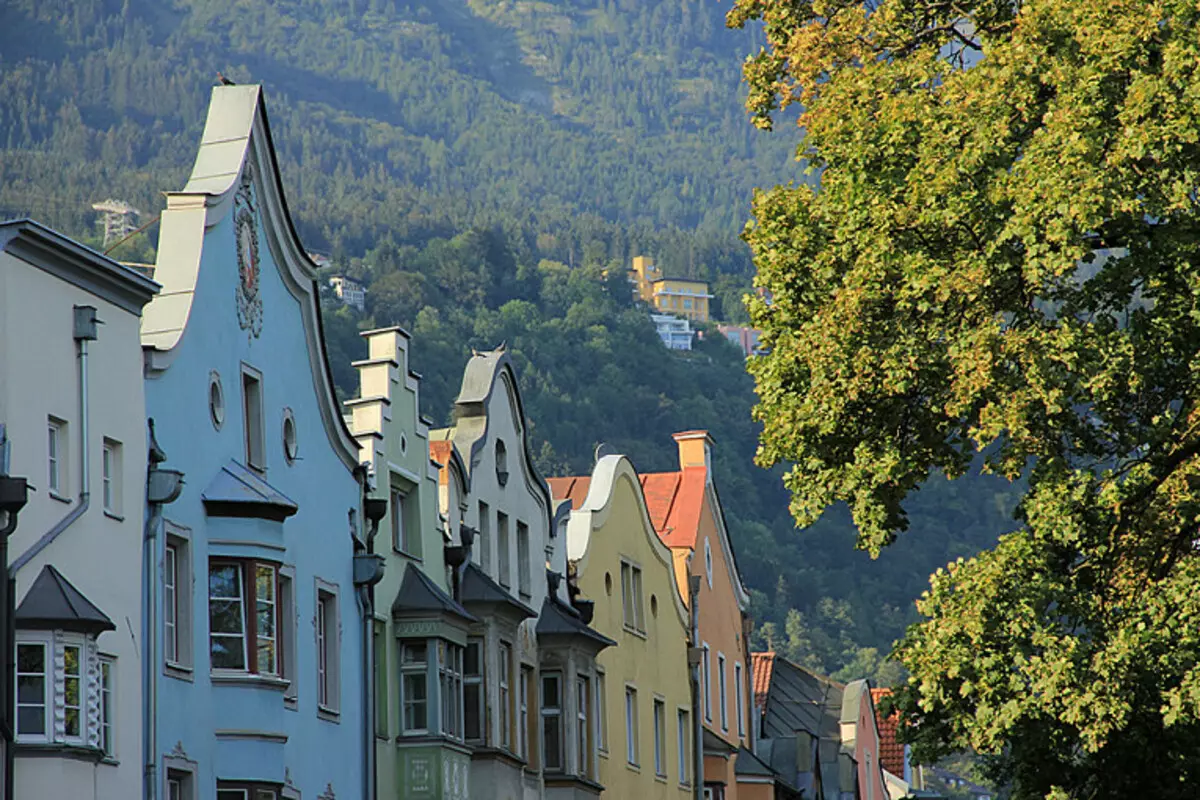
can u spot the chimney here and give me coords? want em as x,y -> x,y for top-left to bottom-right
673,430 -> 713,472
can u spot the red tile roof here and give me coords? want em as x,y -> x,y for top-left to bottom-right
547,476 -> 591,510
429,441 -> 454,486
871,687 -> 905,777
751,652 -> 775,712
639,466 -> 706,548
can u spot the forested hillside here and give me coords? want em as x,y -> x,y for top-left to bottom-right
0,0 -> 1018,680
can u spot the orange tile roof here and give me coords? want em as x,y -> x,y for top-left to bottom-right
871,687 -> 906,777
751,652 -> 775,712
639,466 -> 706,548
429,440 -> 454,487
547,476 -> 591,510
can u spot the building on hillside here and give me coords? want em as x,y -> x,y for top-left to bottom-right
347,326 -> 475,800
141,84 -> 370,800
652,314 -> 694,351
629,256 -> 712,323
429,347 -> 612,799
330,274 -> 365,311
549,455 -> 695,799
636,431 -> 764,799
750,652 -> 890,800
0,219 -> 159,800
717,326 -> 765,358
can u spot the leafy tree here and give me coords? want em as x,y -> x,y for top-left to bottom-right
730,0 -> 1200,796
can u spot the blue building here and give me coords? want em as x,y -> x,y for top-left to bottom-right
141,85 -> 371,800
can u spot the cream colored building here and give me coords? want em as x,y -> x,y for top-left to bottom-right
0,219 -> 158,800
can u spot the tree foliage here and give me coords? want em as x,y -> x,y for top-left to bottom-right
731,0 -> 1200,795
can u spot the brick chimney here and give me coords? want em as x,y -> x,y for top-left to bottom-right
673,430 -> 713,472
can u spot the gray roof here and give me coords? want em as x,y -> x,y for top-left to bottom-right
735,746 -> 776,777
392,563 -> 476,623
202,460 -> 298,522
15,565 -> 116,634
534,596 -> 615,649
460,562 -> 536,620
761,656 -> 844,741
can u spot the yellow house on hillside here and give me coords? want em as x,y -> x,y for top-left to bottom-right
629,255 -> 712,323
550,456 -> 695,800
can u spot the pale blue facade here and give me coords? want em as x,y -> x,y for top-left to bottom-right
141,86 -> 366,800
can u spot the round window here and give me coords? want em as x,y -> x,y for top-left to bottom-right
399,433 -> 408,456
209,371 -> 225,430
604,572 -> 613,596
282,408 -> 298,464
650,594 -> 659,618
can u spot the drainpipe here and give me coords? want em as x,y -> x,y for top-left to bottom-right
10,306 -> 100,575
143,420 -> 184,800
357,491 -> 387,800
0,425 -> 30,800
688,573 -> 703,800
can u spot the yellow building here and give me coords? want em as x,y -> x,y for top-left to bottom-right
550,456 -> 696,800
629,255 -> 713,323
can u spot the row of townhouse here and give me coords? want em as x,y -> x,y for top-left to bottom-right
0,81 -> 911,800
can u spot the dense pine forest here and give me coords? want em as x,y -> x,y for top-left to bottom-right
0,0 -> 1019,681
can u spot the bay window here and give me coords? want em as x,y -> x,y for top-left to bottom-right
577,676 -> 591,777
438,641 -> 464,739
16,639 -> 49,740
499,642 -> 512,750
15,632 -> 110,748
541,672 -> 563,771
464,639 -> 483,742
398,637 -> 465,740
400,642 -> 429,734
209,560 -> 283,677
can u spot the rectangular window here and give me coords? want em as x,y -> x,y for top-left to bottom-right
735,662 -> 745,738
391,488 -> 407,554
624,686 -> 639,766
620,561 -> 644,633
684,298 -> 693,309
476,501 -> 490,570
164,526 -> 194,672
542,672 -> 563,771
241,366 -> 265,471
464,638 -> 484,742
280,570 -> 296,703
63,642 -> 83,741
100,656 -> 115,757
390,481 -> 422,558
47,418 -> 65,495
597,670 -> 608,753
400,642 -> 428,734
317,587 -> 339,712
374,620 -> 388,737
653,698 -> 666,777
497,512 -> 511,588
208,560 -> 281,676
577,676 -> 591,778
438,641 -> 463,739
102,438 -> 121,515
718,653 -> 728,731
216,784 -> 279,800
703,644 -> 712,722
499,641 -> 512,749
16,641 -> 48,740
678,708 -> 690,786
166,771 -> 193,800
516,521 -> 531,598
519,665 -> 532,760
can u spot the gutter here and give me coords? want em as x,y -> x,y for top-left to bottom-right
355,487 -> 387,800
688,573 -> 703,800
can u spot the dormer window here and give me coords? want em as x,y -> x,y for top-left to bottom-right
495,440 -> 509,487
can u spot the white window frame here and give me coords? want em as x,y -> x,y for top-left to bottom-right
624,684 -> 639,767
718,652 -> 728,732
99,655 -> 116,757
15,633 -> 52,743
163,752 -> 198,800
61,638 -> 85,744
437,640 -> 463,740
653,696 -> 666,777
399,641 -> 430,735
735,662 -> 745,738
542,671 -> 564,771
519,664 -> 532,760
208,559 -> 282,677
390,477 -> 422,559
316,580 -> 340,715
678,706 -> 691,786
596,668 -> 608,754
102,438 -> 122,516
164,522 -> 194,677
702,643 -> 712,723
499,641 -> 512,750
577,675 -> 590,778
47,417 -> 66,497
620,560 -> 645,634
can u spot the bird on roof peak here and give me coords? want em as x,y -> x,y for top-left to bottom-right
217,72 -> 236,86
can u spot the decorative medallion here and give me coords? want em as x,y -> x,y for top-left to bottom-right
234,165 -> 264,338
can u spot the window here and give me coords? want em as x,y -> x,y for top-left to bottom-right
704,538 -> 713,588
216,783 -> 280,800
374,620 -> 388,737
241,366 -> 265,471
16,640 -> 48,740
620,561 -> 644,633
499,641 -> 512,749
678,708 -> 691,786
577,676 -> 591,777
63,641 -> 83,740
100,656 -> 115,757
624,686 -> 639,766
542,672 -> 564,771
279,570 -> 296,703
47,418 -> 65,495
596,670 -> 608,753
167,771 -> 194,800
495,439 -> 509,486
164,526 -> 194,673
439,641 -> 464,739
317,587 -> 339,712
476,501 -> 490,570
702,644 -> 712,722
516,521 -> 531,598
102,438 -> 121,515
497,512 -> 511,588
400,642 -> 429,734
718,653 -> 728,731
391,482 -> 421,558
281,408 -> 298,465
684,298 -> 693,309
520,665 -> 532,760
208,560 -> 281,676
653,698 -> 666,777
735,662 -> 745,738
209,370 -> 225,430
464,638 -> 483,742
